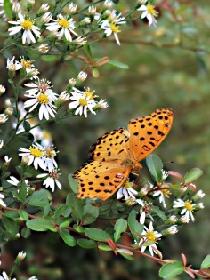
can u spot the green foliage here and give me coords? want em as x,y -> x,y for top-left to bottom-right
85,228 -> 111,242
59,229 -> 76,247
128,210 -> 143,240
201,255 -> 210,269
159,261 -> 184,279
114,218 -> 127,242
184,168 -> 203,184
146,154 -> 163,182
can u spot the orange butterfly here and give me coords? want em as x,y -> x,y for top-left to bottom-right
74,108 -> 174,200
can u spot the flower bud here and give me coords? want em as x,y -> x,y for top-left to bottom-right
104,0 -> 113,7
197,202 -> 204,209
88,5 -> 96,14
0,84 -> 5,95
69,3 -> 77,13
4,107 -> 13,116
77,71 -> 87,82
39,3 -> 50,12
0,140 -> 4,149
0,114 -> 8,124
168,215 -> 177,223
164,225 -> 178,235
38,43 -> 49,54
42,12 -> 52,23
17,251 -> 26,261
4,98 -> 12,107
68,78 -> 77,85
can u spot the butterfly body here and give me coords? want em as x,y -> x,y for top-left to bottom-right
74,108 -> 174,201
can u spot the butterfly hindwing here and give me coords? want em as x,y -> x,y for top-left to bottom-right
74,161 -> 131,200
127,108 -> 174,163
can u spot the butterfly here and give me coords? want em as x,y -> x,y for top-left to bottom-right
73,108 -> 174,201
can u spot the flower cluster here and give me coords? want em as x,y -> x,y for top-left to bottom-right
6,1 -> 158,47
116,168 -> 205,257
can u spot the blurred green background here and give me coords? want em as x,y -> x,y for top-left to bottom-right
2,0 -> 210,279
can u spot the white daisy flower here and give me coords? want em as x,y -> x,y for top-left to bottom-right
138,3 -> 158,27
37,170 -> 61,192
46,14 -> 77,42
69,87 -> 96,117
196,189 -> 206,198
20,57 -> 39,77
19,144 -> 46,170
0,193 -> 6,207
173,199 -> 196,223
0,114 -> 8,124
153,186 -> 171,208
28,276 -> 38,280
12,0 -> 21,13
101,10 -> 126,45
117,187 -> 138,200
6,56 -> 22,71
24,79 -> 58,120
8,14 -> 41,44
77,71 -> 87,82
7,176 -> 29,186
0,271 -> 16,280
140,221 -> 162,256
43,146 -> 58,172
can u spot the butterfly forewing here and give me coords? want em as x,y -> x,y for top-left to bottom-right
127,108 -> 174,163
74,161 -> 131,200
89,128 -> 129,163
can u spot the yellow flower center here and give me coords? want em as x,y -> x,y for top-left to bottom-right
79,98 -> 88,106
110,22 -> 120,33
21,59 -> 32,69
84,90 -> 94,100
58,18 -> 69,28
37,92 -> 49,104
162,188 -> 171,197
21,19 -> 33,30
184,201 -> 194,212
146,231 -> 157,242
45,147 -> 56,158
147,4 -> 158,17
29,147 -> 44,157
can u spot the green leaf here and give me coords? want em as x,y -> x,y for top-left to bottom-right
146,154 -> 163,181
66,193 -> 84,220
184,168 -> 203,184
114,218 -> 127,242
159,261 -> 184,278
201,255 -> 210,269
77,238 -> 96,249
85,228 -> 110,242
28,189 -> 51,208
82,203 -> 99,225
118,252 -> 134,261
26,219 -> 55,232
108,60 -> 129,69
59,229 -> 76,247
21,228 -> 31,238
128,210 -> 143,239
68,174 -> 78,193
152,206 -> 166,220
98,244 -> 112,252
4,0 -> 12,19
19,210 -> 28,221
3,217 -> 19,237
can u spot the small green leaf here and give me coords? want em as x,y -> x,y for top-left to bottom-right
59,220 -> 70,229
114,218 -> 127,242
26,219 -> 55,232
28,189 -> 51,208
68,174 -> 78,193
128,210 -> 143,239
98,244 -> 112,252
3,217 -> 19,237
201,255 -> 210,269
77,238 -> 96,249
146,154 -> 163,181
19,210 -> 28,221
118,252 -> 134,261
66,193 -> 84,220
184,168 -> 203,184
108,60 -> 129,69
159,261 -> 184,278
85,228 -> 110,242
82,203 -> 99,225
59,229 -> 76,247
21,228 -> 31,238
4,0 -> 12,19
